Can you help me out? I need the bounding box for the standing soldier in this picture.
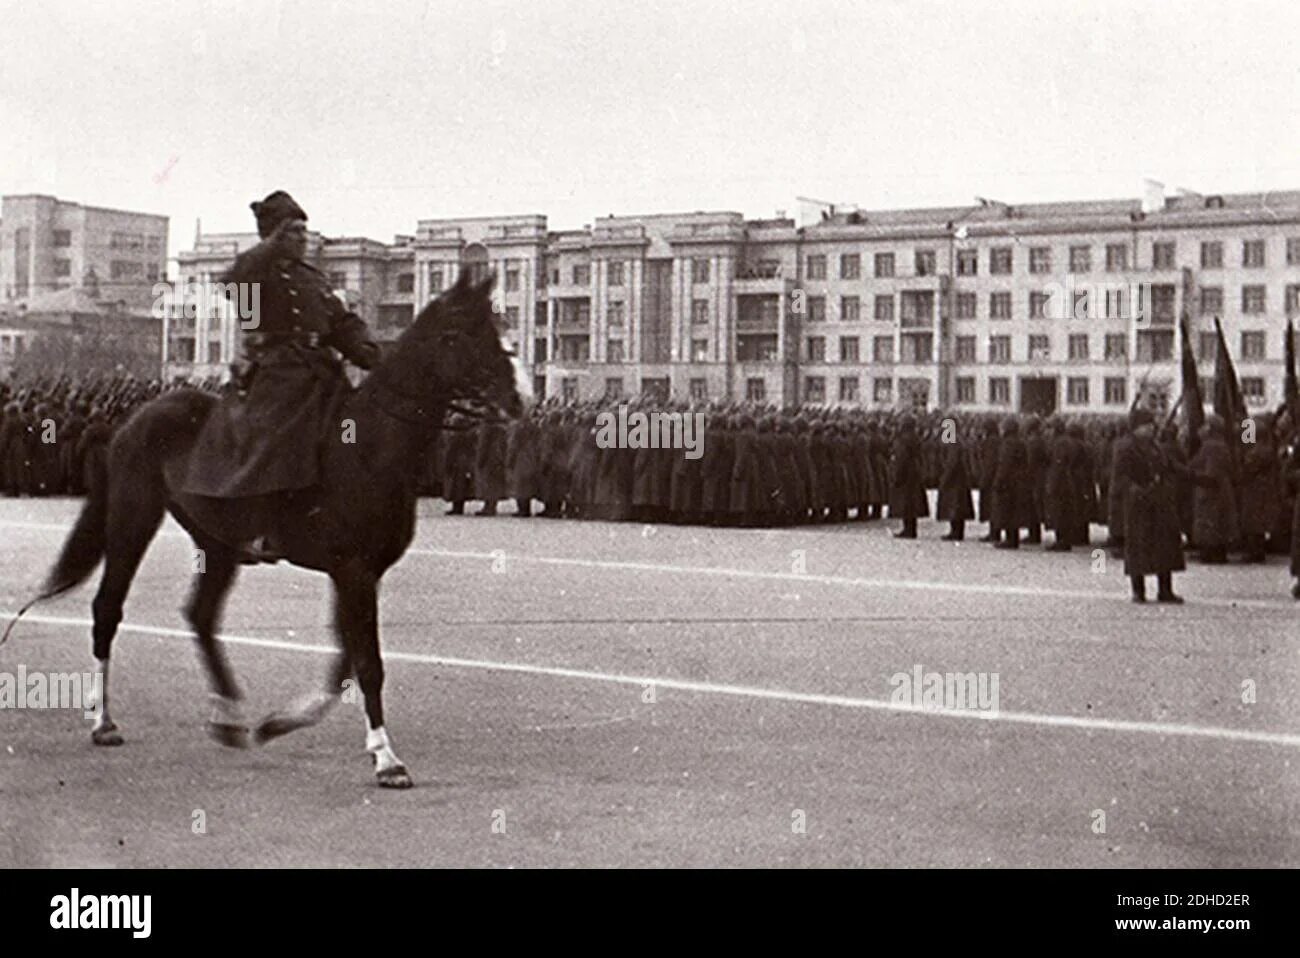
[992,416,1028,549]
[505,410,540,517]
[977,415,1001,541]
[473,418,508,516]
[1114,408,1186,603]
[936,420,974,540]
[889,414,926,539]
[1187,414,1238,564]
[1043,417,1080,551]
[441,418,478,515]
[1023,417,1048,545]
[1237,412,1279,562]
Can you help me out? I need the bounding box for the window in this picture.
[692,258,711,284]
[955,292,977,319]
[605,338,624,363]
[550,269,560,285]
[989,247,1013,274]
[608,301,625,326]
[430,268,444,292]
[873,378,893,403]
[1288,238,1300,266]
[1201,241,1223,269]
[746,378,766,401]
[328,271,346,289]
[397,273,414,293]
[840,253,860,279]
[988,335,1011,363]
[914,249,937,276]
[1067,377,1090,405]
[989,377,1010,405]
[873,335,894,363]
[1029,291,1051,319]
[607,261,624,286]
[1287,284,1300,315]
[1105,244,1128,271]
[561,377,578,402]
[1201,286,1223,316]
[1149,284,1177,325]
[1241,285,1266,314]
[505,268,521,292]
[504,306,519,328]
[839,376,859,402]
[1103,287,1126,319]
[1029,247,1052,274]
[1241,331,1266,359]
[1152,241,1176,270]
[807,296,826,322]
[1071,289,1089,320]
[955,377,975,404]
[806,255,827,280]
[1069,245,1091,273]
[1068,333,1089,360]
[54,258,71,277]
[691,338,709,362]
[1104,333,1127,359]
[874,252,895,277]
[1198,332,1218,360]
[146,262,159,281]
[806,336,826,361]
[689,378,708,400]
[1136,330,1174,362]
[604,377,623,399]
[955,335,976,362]
[110,260,143,279]
[804,376,826,403]
[575,264,594,286]
[1242,240,1265,268]
[691,299,710,324]
[839,336,860,362]
[147,236,161,252]
[52,229,72,247]
[1028,334,1051,360]
[841,295,861,322]
[1104,377,1127,405]
[900,333,932,363]
[989,292,1012,319]
[534,338,548,362]
[956,249,978,276]
[1242,377,1266,405]
[874,295,895,321]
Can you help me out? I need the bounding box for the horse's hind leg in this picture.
[89,497,166,746]
[183,538,248,748]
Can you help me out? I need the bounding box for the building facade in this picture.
[169,190,1300,413]
[0,194,168,312]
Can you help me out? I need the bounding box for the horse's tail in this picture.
[40,450,110,602]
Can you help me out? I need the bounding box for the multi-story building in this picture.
[0,194,168,312]
[169,189,1300,414]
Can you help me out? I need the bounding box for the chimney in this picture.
[1141,179,1165,214]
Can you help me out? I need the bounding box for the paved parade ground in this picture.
[1,497,1297,868]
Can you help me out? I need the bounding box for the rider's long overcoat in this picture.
[184,242,379,498]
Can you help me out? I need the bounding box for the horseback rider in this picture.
[183,191,380,561]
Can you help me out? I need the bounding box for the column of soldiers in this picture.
[424,398,1300,600]
[5,375,1298,599]
[0,375,221,497]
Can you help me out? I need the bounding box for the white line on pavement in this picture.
[7,610,1300,750]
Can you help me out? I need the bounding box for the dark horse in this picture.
[27,271,522,787]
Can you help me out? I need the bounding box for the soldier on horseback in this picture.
[183,191,380,561]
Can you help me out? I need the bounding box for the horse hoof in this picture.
[253,714,302,745]
[207,721,250,749]
[376,764,413,789]
[91,724,124,747]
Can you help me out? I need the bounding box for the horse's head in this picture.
[383,270,524,421]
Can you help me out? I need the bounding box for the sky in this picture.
[4,0,1300,265]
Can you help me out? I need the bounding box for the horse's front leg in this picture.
[335,564,411,789]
